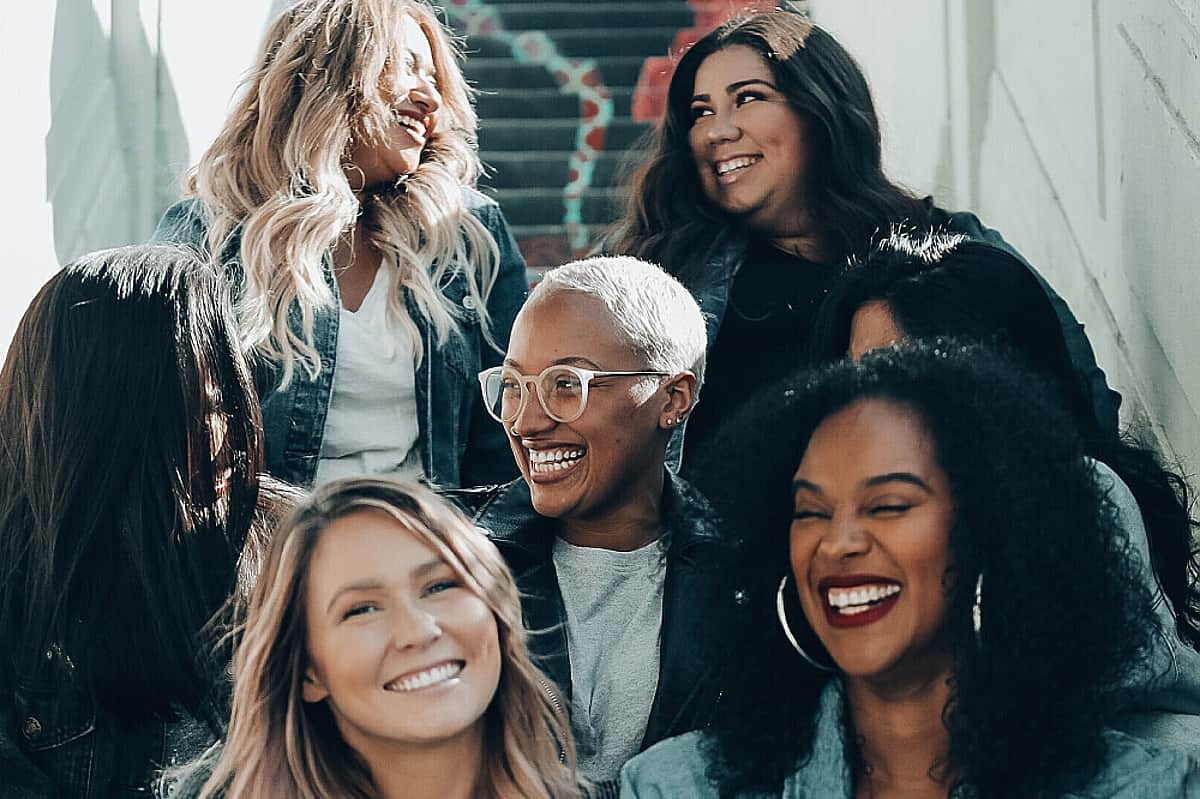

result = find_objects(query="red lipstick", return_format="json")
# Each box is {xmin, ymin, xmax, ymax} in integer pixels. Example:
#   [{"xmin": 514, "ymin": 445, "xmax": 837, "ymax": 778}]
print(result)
[{"xmin": 818, "ymin": 575, "xmax": 902, "ymax": 629}]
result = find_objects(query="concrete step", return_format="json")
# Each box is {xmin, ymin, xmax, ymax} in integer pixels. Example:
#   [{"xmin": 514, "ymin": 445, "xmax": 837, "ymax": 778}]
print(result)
[
  {"xmin": 483, "ymin": 186, "xmax": 628, "ymax": 227},
  {"xmin": 478, "ymin": 117, "xmax": 653, "ymax": 151},
  {"xmin": 465, "ymin": 55, "xmax": 652, "ymax": 89},
  {"xmin": 481, "ymin": 150, "xmax": 634, "ymax": 189},
  {"xmin": 487, "ymin": 3, "xmax": 692, "ymax": 30},
  {"xmin": 466, "ymin": 28, "xmax": 679, "ymax": 59},
  {"xmin": 475, "ymin": 86, "xmax": 637, "ymax": 119}
]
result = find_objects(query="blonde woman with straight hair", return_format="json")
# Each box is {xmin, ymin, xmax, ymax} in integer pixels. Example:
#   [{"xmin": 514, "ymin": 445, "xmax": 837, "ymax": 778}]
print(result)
[
  {"xmin": 171, "ymin": 477, "xmax": 582, "ymax": 799},
  {"xmin": 154, "ymin": 0, "xmax": 527, "ymax": 490}
]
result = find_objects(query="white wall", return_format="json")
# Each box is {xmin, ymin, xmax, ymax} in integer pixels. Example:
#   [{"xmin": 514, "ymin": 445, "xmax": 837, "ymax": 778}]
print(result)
[
  {"xmin": 811, "ymin": 0, "xmax": 1200, "ymax": 472},
  {"xmin": 0, "ymin": 0, "xmax": 274, "ymax": 355}
]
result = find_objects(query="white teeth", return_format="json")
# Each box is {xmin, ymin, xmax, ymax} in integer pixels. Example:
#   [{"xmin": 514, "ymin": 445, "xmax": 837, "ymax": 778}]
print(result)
[
  {"xmin": 387, "ymin": 661, "xmax": 463, "ymax": 693},
  {"xmin": 395, "ymin": 114, "xmax": 425, "ymax": 137},
  {"xmin": 527, "ymin": 448, "xmax": 585, "ymax": 472},
  {"xmin": 826, "ymin": 583, "xmax": 900, "ymax": 610},
  {"xmin": 715, "ymin": 155, "xmax": 760, "ymax": 175}
]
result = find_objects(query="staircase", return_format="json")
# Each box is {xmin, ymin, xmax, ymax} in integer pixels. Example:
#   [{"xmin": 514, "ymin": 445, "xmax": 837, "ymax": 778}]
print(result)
[{"xmin": 435, "ymin": 0, "xmax": 695, "ymax": 274}]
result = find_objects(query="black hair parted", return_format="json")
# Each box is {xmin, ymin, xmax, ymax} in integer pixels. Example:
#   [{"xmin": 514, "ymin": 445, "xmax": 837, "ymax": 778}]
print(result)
[
  {"xmin": 700, "ymin": 341, "xmax": 1155, "ymax": 798},
  {"xmin": 809, "ymin": 229, "xmax": 1200, "ymax": 653},
  {"xmin": 609, "ymin": 11, "xmax": 932, "ymax": 283}
]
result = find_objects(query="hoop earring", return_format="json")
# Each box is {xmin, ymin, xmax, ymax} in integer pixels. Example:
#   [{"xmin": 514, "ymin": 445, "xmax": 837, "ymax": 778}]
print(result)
[
  {"xmin": 972, "ymin": 573, "xmax": 983, "ymax": 645},
  {"xmin": 776, "ymin": 576, "xmax": 834, "ymax": 672},
  {"xmin": 510, "ymin": 425, "xmax": 520, "ymax": 437}
]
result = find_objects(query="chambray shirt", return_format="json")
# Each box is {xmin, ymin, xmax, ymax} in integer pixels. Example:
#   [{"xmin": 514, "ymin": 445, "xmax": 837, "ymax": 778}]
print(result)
[{"xmin": 620, "ymin": 681, "xmax": 1200, "ymax": 798}]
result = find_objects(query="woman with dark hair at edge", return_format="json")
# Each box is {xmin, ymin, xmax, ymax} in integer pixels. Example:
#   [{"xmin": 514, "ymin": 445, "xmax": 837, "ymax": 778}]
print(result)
[
  {"xmin": 171, "ymin": 477, "xmax": 583, "ymax": 799},
  {"xmin": 0, "ymin": 245, "xmax": 265, "ymax": 796},
  {"xmin": 449, "ymin": 256, "xmax": 744, "ymax": 796},
  {"xmin": 808, "ymin": 231, "xmax": 1200, "ymax": 725},
  {"xmin": 622, "ymin": 342, "xmax": 1199, "ymax": 798},
  {"xmin": 607, "ymin": 10, "xmax": 1119, "ymax": 493},
  {"xmin": 154, "ymin": 0, "xmax": 527, "ymax": 490}
]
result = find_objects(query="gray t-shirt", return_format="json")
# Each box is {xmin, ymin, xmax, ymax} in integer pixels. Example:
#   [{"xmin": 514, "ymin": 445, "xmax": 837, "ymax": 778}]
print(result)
[{"xmin": 551, "ymin": 536, "xmax": 667, "ymax": 783}]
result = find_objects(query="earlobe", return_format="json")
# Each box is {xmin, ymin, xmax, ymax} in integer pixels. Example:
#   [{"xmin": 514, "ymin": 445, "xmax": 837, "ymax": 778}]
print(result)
[{"xmin": 302, "ymin": 666, "xmax": 330, "ymax": 704}]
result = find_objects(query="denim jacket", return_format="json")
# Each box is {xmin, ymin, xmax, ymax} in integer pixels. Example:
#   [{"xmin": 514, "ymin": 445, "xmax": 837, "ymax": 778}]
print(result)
[
  {"xmin": 152, "ymin": 187, "xmax": 526, "ymax": 488},
  {"xmin": 1, "ymin": 650, "xmax": 215, "ymax": 798},
  {"xmin": 666, "ymin": 206, "xmax": 1122, "ymax": 472},
  {"xmin": 620, "ymin": 681, "xmax": 1200, "ymax": 798}
]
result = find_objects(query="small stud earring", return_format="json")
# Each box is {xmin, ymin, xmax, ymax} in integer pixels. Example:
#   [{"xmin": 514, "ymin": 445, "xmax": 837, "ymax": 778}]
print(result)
[{"xmin": 665, "ymin": 418, "xmax": 674, "ymax": 427}]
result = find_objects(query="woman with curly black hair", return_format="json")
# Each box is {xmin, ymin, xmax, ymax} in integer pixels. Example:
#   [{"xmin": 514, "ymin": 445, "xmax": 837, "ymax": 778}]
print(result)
[
  {"xmin": 805, "ymin": 230, "xmax": 1200, "ymax": 740},
  {"xmin": 621, "ymin": 342, "xmax": 1198, "ymax": 798}
]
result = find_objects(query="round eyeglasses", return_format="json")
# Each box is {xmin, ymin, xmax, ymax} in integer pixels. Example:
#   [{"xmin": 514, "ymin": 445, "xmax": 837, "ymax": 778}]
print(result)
[{"xmin": 477, "ymin": 365, "xmax": 670, "ymax": 425}]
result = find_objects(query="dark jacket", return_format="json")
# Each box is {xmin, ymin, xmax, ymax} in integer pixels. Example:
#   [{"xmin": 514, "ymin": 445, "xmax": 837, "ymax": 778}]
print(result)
[
  {"xmin": 151, "ymin": 187, "xmax": 526, "ymax": 489},
  {"xmin": 666, "ymin": 205, "xmax": 1122, "ymax": 471},
  {"xmin": 449, "ymin": 472, "xmax": 745, "ymax": 753},
  {"xmin": 1, "ymin": 653, "xmax": 215, "ymax": 798}
]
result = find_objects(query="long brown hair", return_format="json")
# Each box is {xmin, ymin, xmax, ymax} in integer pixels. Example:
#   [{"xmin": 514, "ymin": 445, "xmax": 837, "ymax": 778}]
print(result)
[
  {"xmin": 191, "ymin": 478, "xmax": 579, "ymax": 799},
  {"xmin": 0, "ymin": 244, "xmax": 263, "ymax": 723},
  {"xmin": 610, "ymin": 11, "xmax": 929, "ymax": 283},
  {"xmin": 190, "ymin": 0, "xmax": 500, "ymax": 388}
]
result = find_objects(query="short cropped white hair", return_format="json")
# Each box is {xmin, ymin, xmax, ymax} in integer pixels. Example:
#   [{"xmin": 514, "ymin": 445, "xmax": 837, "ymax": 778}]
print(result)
[{"xmin": 529, "ymin": 255, "xmax": 708, "ymax": 387}]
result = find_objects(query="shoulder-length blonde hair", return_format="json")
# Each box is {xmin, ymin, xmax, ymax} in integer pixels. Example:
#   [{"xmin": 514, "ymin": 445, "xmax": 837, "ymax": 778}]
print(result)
[
  {"xmin": 190, "ymin": 477, "xmax": 578, "ymax": 799},
  {"xmin": 190, "ymin": 0, "xmax": 500, "ymax": 388}
]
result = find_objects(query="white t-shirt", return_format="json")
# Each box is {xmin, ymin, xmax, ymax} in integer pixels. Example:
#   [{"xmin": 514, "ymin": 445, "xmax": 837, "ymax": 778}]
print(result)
[
  {"xmin": 551, "ymin": 536, "xmax": 667, "ymax": 783},
  {"xmin": 314, "ymin": 265, "xmax": 422, "ymax": 485}
]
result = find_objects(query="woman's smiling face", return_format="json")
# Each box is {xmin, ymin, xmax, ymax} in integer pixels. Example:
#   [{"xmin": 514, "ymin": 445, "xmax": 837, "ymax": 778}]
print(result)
[
  {"xmin": 502, "ymin": 292, "xmax": 672, "ymax": 522},
  {"xmin": 789, "ymin": 399, "xmax": 955, "ymax": 681},
  {"xmin": 301, "ymin": 509, "xmax": 501, "ymax": 753},
  {"xmin": 687, "ymin": 44, "xmax": 815, "ymax": 236}
]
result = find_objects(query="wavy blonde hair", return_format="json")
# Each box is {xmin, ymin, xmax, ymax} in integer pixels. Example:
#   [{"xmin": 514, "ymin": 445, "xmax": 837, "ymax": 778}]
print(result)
[
  {"xmin": 187, "ymin": 477, "xmax": 579, "ymax": 798},
  {"xmin": 190, "ymin": 0, "xmax": 500, "ymax": 387}
]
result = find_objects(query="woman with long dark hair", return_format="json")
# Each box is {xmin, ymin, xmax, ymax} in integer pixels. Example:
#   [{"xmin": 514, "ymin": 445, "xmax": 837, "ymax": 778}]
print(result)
[
  {"xmin": 623, "ymin": 343, "xmax": 1197, "ymax": 797},
  {"xmin": 154, "ymin": 0, "xmax": 526, "ymax": 490},
  {"xmin": 608, "ymin": 11, "xmax": 1118, "ymax": 487},
  {"xmin": 0, "ymin": 245, "xmax": 264, "ymax": 795}
]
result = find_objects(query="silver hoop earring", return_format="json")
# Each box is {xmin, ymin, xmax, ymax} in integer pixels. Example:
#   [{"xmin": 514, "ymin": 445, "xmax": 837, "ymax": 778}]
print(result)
[
  {"xmin": 972, "ymin": 573, "xmax": 983, "ymax": 644},
  {"xmin": 776, "ymin": 576, "xmax": 834, "ymax": 672},
  {"xmin": 510, "ymin": 426, "xmax": 520, "ymax": 437}
]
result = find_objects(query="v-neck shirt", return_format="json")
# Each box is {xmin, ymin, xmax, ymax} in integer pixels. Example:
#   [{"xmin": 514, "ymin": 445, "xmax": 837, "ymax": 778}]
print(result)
[{"xmin": 313, "ymin": 264, "xmax": 422, "ymax": 485}]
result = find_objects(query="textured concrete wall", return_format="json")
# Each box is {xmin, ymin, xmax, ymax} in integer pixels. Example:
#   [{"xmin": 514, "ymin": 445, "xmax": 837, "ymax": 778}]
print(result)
[{"xmin": 812, "ymin": 0, "xmax": 1200, "ymax": 472}]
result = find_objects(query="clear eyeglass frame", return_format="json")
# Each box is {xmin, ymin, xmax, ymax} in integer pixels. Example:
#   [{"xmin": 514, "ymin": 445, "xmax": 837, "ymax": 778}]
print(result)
[{"xmin": 477, "ymin": 364, "xmax": 670, "ymax": 425}]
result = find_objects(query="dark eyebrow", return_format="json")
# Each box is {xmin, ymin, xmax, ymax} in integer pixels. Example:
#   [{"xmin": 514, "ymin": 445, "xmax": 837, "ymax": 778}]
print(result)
[
  {"xmin": 793, "ymin": 473, "xmax": 932, "ymax": 497},
  {"xmin": 793, "ymin": 478, "xmax": 822, "ymax": 496},
  {"xmin": 692, "ymin": 78, "xmax": 778, "ymax": 105},
  {"xmin": 725, "ymin": 78, "xmax": 778, "ymax": 93},
  {"xmin": 862, "ymin": 472, "xmax": 933, "ymax": 492}
]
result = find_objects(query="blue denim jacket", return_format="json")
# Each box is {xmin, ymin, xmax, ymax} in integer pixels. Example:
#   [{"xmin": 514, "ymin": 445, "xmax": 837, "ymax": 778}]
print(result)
[
  {"xmin": 152, "ymin": 187, "xmax": 526, "ymax": 488},
  {"xmin": 665, "ymin": 207, "xmax": 1122, "ymax": 471},
  {"xmin": 620, "ymin": 681, "xmax": 1200, "ymax": 798},
  {"xmin": 1, "ymin": 649, "xmax": 215, "ymax": 798}
]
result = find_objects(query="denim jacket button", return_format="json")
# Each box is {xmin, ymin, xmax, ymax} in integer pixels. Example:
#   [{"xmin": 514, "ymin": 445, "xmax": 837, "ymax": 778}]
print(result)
[
  {"xmin": 462, "ymin": 296, "xmax": 477, "ymax": 310},
  {"xmin": 21, "ymin": 716, "xmax": 42, "ymax": 740}
]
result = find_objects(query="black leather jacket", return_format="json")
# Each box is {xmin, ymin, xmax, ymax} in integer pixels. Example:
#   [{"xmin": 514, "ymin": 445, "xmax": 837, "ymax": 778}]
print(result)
[{"xmin": 449, "ymin": 471, "xmax": 746, "ymax": 753}]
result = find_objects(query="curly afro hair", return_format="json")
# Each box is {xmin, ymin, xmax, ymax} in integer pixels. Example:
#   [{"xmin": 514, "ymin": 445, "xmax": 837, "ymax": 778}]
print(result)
[{"xmin": 699, "ymin": 340, "xmax": 1155, "ymax": 798}]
